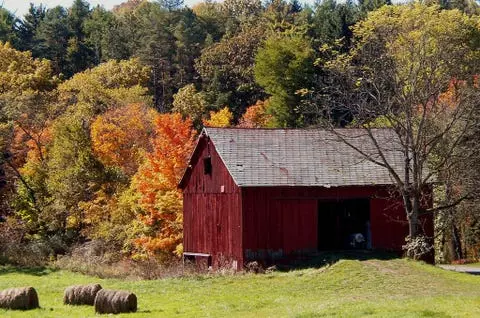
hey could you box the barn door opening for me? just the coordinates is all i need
[317,199,370,250]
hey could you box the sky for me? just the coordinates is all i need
[3,0,201,18]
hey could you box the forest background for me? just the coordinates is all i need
[0,0,479,275]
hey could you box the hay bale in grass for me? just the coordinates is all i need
[94,289,137,314]
[63,284,102,306]
[0,287,39,310]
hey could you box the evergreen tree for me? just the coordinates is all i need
[84,6,116,63]
[68,0,90,39]
[135,2,177,112]
[34,6,71,75]
[191,1,226,43]
[173,8,207,88]
[101,6,141,61]
[17,4,46,52]
[0,7,17,45]
[65,0,95,75]
[312,0,358,47]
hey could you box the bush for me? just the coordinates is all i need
[403,235,434,261]
[0,217,73,266]
[54,240,187,279]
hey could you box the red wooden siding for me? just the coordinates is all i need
[242,192,318,260]
[370,197,407,251]
[182,136,243,269]
[241,186,424,261]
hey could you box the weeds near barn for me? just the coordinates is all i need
[1,258,480,317]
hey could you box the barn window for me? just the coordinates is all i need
[203,156,212,175]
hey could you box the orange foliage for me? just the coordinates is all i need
[422,79,466,115]
[437,80,465,107]
[134,113,196,255]
[238,100,271,128]
[203,106,233,127]
[12,115,52,172]
[24,129,52,167]
[91,103,157,176]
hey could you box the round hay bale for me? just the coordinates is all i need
[63,284,102,306]
[94,289,137,314]
[0,287,39,310]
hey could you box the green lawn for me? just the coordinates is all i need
[1,259,480,317]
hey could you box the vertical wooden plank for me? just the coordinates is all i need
[182,137,242,268]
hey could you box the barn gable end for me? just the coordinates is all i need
[181,133,243,270]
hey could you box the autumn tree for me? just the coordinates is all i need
[238,100,271,128]
[172,83,207,127]
[134,113,196,256]
[58,58,151,116]
[203,106,234,127]
[429,81,480,262]
[19,59,153,239]
[0,43,58,221]
[82,103,159,253]
[91,103,157,176]
[321,4,480,259]
[43,111,107,236]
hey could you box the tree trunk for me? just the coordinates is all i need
[403,190,421,238]
[408,213,420,239]
[451,222,463,260]
[404,189,424,259]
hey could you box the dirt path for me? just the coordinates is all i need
[438,265,480,275]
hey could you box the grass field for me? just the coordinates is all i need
[1,258,480,317]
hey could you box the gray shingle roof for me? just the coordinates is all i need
[204,127,404,187]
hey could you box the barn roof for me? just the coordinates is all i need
[181,127,406,188]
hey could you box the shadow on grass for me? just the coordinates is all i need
[0,265,57,276]
[274,250,400,272]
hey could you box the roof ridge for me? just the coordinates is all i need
[204,127,394,131]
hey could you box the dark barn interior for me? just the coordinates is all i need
[318,199,370,250]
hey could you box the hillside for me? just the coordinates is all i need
[1,259,480,317]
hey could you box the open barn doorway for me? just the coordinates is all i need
[317,199,371,250]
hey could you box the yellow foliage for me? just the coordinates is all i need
[203,107,233,127]
[0,42,57,95]
[79,184,141,252]
[58,58,151,116]
[172,84,207,124]
[350,4,479,97]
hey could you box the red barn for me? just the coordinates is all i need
[179,128,433,270]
